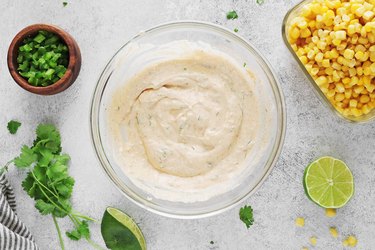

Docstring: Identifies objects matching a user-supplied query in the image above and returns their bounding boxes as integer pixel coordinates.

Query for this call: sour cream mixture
[109,41,274,202]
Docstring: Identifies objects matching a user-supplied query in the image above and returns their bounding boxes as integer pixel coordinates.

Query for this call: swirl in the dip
[109,41,273,202]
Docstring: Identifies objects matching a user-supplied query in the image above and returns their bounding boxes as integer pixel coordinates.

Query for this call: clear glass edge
[90,20,287,219]
[281,0,375,123]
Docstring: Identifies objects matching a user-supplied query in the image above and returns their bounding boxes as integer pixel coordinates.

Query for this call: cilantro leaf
[7,120,21,134]
[38,148,54,167]
[78,220,90,238]
[256,0,264,5]
[35,199,55,215]
[36,124,61,153]
[239,205,254,229]
[66,230,81,241]
[55,177,75,198]
[63,2,68,7]
[226,10,238,20]
[66,220,90,240]
[14,146,37,168]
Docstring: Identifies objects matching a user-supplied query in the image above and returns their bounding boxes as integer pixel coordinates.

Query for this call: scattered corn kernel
[325,208,337,217]
[295,217,305,227]
[287,0,375,118]
[329,227,338,238]
[343,235,358,247]
[309,236,317,246]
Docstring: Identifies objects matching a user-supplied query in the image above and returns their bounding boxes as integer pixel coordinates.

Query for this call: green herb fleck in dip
[17,30,69,87]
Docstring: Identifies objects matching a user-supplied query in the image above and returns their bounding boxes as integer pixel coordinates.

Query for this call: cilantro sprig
[239,205,254,229]
[2,124,103,250]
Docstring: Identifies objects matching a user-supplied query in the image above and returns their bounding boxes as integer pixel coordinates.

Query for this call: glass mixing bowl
[90,21,286,218]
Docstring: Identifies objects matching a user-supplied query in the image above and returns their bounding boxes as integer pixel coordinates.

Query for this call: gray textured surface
[0,0,375,249]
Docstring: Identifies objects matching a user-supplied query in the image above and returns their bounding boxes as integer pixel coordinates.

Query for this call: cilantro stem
[86,238,106,250]
[31,171,69,215]
[52,215,65,250]
[0,161,13,175]
[30,170,60,199]
[68,214,80,227]
[71,212,98,222]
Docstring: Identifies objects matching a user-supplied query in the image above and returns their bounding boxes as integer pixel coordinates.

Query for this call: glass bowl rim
[90,20,287,219]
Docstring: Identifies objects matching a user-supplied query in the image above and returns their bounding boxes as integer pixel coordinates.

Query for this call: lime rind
[303,156,354,209]
[106,207,147,250]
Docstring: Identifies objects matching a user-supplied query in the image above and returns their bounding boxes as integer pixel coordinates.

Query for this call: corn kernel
[301,28,312,38]
[345,89,353,98]
[355,6,366,17]
[350,99,358,107]
[299,56,308,64]
[345,235,358,247]
[335,30,347,40]
[291,27,300,39]
[364,2,374,10]
[325,208,337,217]
[311,68,319,75]
[363,10,375,20]
[309,237,317,246]
[360,94,370,103]
[297,20,308,29]
[355,50,365,60]
[344,49,355,59]
[354,85,365,94]
[351,107,363,116]
[329,227,339,238]
[335,93,345,101]
[315,76,328,86]
[322,59,330,67]
[295,217,305,227]
[343,240,349,247]
[315,52,324,62]
[362,104,371,114]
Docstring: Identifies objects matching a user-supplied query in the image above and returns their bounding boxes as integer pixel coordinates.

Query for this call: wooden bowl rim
[7,24,79,94]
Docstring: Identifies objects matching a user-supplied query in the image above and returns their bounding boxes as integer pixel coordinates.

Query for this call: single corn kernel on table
[0,0,375,249]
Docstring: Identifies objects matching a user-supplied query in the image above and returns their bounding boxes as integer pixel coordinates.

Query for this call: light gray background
[1,0,374,249]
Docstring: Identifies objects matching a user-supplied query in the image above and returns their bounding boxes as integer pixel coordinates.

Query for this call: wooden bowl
[7,24,81,95]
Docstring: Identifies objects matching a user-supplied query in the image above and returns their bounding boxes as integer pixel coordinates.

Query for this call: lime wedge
[303,156,354,208]
[101,207,146,250]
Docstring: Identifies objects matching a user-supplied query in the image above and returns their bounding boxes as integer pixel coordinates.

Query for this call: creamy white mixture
[109,41,274,202]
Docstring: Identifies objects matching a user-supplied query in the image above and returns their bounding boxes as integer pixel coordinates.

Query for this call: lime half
[101,207,146,250]
[303,156,354,208]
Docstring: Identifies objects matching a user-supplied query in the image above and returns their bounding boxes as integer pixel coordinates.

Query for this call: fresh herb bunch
[239,205,254,229]
[4,124,102,250]
[17,30,69,87]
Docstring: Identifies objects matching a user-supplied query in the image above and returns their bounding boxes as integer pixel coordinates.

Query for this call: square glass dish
[282,0,375,122]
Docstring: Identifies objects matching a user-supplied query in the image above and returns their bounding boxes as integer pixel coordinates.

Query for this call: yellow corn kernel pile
[288,0,375,117]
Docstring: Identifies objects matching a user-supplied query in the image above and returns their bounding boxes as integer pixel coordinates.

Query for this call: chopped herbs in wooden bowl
[8,24,81,95]
[17,30,69,87]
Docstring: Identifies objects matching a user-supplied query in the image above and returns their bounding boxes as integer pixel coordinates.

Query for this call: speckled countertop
[1,0,374,249]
